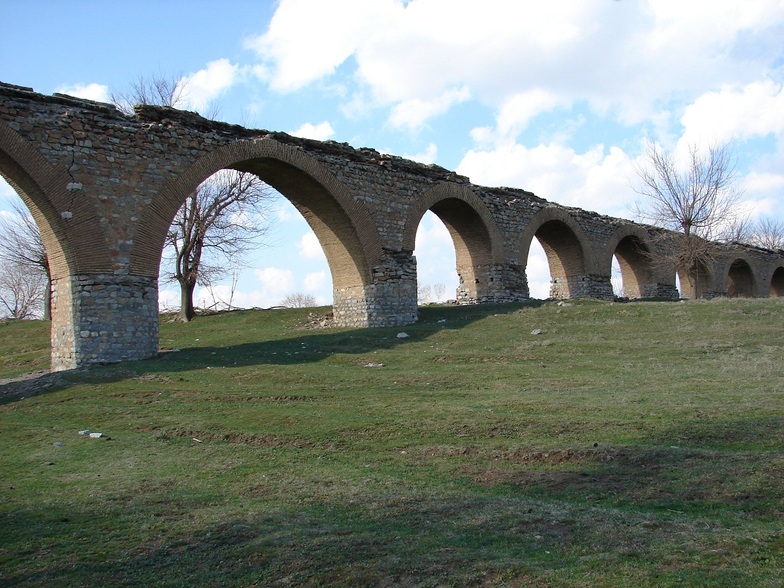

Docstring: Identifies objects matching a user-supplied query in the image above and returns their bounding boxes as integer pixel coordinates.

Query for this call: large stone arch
[769,264,784,297]
[133,138,382,321]
[402,182,505,303]
[0,121,133,370]
[725,256,757,298]
[606,225,658,298]
[519,207,592,299]
[0,122,110,279]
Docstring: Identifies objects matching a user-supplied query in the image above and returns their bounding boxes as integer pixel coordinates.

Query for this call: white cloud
[739,172,784,217]
[254,266,294,293]
[292,121,335,141]
[0,209,17,223]
[457,142,636,218]
[296,231,326,260]
[388,86,470,131]
[526,240,551,299]
[252,0,784,132]
[414,211,458,294]
[679,80,784,148]
[246,0,397,93]
[743,171,784,195]
[0,177,16,200]
[178,58,239,113]
[403,143,438,165]
[415,211,452,251]
[273,199,300,223]
[55,82,110,103]
[303,271,327,292]
[479,89,566,145]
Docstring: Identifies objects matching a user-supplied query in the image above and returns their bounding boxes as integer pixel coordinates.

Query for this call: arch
[519,207,590,299]
[132,138,382,296]
[726,257,756,298]
[770,265,784,297]
[0,122,110,279]
[606,226,656,299]
[677,261,712,299]
[402,182,505,302]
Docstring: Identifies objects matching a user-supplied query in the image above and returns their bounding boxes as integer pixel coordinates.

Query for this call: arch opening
[230,158,372,295]
[529,220,586,299]
[771,267,784,297]
[727,259,755,298]
[413,210,458,304]
[143,150,377,327]
[424,197,495,304]
[156,173,335,315]
[0,177,53,320]
[677,262,711,299]
[613,235,654,299]
[0,159,72,284]
[525,239,550,299]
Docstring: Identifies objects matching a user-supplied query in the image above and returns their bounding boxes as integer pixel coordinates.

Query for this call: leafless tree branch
[633,141,743,297]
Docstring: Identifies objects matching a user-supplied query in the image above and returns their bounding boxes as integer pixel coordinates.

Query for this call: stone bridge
[1,82,783,371]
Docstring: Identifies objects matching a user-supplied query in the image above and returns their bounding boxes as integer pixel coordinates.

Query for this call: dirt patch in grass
[158,427,315,449]
[168,391,321,403]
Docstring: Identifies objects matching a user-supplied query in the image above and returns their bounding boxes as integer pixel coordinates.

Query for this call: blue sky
[2,0,783,307]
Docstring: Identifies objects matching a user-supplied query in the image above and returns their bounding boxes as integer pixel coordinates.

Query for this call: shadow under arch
[677,261,712,299]
[770,265,784,297]
[725,256,757,298]
[0,122,111,279]
[132,138,383,301]
[401,182,505,302]
[519,207,590,299]
[606,225,656,299]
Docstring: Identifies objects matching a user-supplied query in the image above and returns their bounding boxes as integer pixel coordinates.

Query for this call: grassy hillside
[1,299,782,587]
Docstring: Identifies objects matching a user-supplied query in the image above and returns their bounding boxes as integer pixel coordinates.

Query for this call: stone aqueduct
[1,82,783,371]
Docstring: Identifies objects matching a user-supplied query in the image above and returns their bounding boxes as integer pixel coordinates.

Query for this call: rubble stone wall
[1,82,782,370]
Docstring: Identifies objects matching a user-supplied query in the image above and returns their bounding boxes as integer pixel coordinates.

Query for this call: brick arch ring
[130,138,383,292]
[518,206,593,271]
[766,260,784,296]
[605,224,662,298]
[0,121,111,279]
[723,252,759,297]
[606,224,656,269]
[400,182,506,263]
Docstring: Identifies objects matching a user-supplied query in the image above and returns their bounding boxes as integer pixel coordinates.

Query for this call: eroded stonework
[1,82,782,370]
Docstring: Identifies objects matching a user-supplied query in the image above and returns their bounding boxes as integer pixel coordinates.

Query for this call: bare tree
[281,292,318,308]
[0,200,50,318]
[0,259,46,319]
[751,217,784,251]
[418,284,432,304]
[433,283,446,301]
[114,74,274,322]
[164,170,273,322]
[110,74,187,115]
[633,141,742,296]
[719,214,754,245]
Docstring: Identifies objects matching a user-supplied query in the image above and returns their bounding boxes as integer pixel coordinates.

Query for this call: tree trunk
[178,280,197,322]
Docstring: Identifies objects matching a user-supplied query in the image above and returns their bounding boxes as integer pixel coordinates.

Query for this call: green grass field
[1,299,782,587]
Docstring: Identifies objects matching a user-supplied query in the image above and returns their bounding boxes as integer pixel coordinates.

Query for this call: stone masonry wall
[1,82,783,369]
[50,274,158,370]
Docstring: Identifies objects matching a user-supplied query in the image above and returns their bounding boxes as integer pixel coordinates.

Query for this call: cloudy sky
[1,0,783,306]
